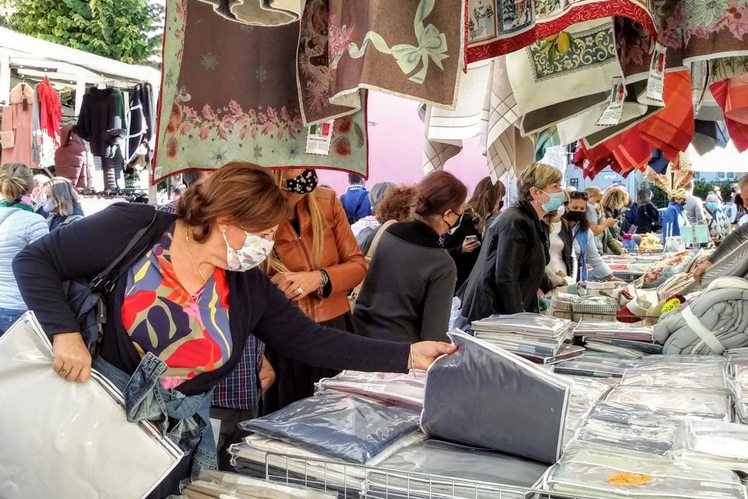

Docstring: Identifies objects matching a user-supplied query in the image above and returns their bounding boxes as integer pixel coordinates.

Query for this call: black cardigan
[13,203,409,396]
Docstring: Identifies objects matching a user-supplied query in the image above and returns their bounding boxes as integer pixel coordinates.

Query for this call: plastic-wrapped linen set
[5,309,748,498]
[215,327,747,499]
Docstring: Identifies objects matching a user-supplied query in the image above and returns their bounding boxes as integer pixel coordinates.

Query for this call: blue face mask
[541,190,566,213]
[706,201,719,211]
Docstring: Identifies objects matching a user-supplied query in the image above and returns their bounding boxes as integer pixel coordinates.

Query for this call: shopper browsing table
[12,162,453,497]
[547,192,621,283]
[459,162,563,323]
[263,167,367,412]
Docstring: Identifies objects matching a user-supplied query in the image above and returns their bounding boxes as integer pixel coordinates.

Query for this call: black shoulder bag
[63,209,158,355]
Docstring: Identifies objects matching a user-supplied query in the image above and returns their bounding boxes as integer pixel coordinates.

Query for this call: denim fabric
[94,352,218,475]
[0,308,25,335]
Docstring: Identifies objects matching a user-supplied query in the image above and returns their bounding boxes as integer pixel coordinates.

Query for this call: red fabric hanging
[711,77,748,152]
[638,70,694,161]
[37,77,62,146]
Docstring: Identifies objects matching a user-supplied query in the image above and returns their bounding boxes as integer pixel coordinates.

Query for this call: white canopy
[0,27,161,113]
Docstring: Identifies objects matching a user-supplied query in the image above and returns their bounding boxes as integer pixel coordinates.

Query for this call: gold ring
[59,368,69,375]
[296,287,304,295]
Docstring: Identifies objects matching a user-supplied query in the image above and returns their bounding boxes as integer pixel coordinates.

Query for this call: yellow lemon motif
[556,32,571,55]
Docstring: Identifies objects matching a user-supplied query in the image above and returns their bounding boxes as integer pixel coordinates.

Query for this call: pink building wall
[318,92,490,196]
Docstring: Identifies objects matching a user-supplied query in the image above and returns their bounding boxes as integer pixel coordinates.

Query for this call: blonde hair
[517,162,563,202]
[47,177,80,216]
[602,187,629,211]
[0,163,34,201]
[267,169,326,273]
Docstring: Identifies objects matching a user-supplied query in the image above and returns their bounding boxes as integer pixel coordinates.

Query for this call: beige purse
[349,220,397,310]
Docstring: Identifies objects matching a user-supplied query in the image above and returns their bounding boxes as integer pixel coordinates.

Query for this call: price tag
[646,43,666,102]
[597,76,627,126]
[305,122,333,155]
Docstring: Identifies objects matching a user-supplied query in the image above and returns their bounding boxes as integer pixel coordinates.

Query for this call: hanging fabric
[198,0,303,26]
[711,77,748,152]
[155,0,369,181]
[296,0,465,126]
[506,18,624,136]
[464,0,656,63]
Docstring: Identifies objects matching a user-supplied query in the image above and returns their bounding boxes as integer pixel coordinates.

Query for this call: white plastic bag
[0,312,183,499]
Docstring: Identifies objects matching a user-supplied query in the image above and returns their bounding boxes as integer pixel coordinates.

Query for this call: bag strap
[90,207,158,294]
[366,219,397,260]
[350,220,397,306]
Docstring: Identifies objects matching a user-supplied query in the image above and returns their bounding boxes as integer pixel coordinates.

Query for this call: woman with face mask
[704,192,731,244]
[458,162,563,323]
[12,162,454,497]
[547,192,618,284]
[440,177,506,293]
[353,171,467,344]
[261,167,368,413]
[0,163,48,335]
[43,177,85,232]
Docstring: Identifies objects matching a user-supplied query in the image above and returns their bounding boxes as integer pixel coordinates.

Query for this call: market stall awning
[0,27,161,112]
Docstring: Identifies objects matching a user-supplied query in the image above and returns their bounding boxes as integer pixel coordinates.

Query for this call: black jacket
[440,208,482,293]
[636,202,661,233]
[354,220,456,343]
[13,203,409,396]
[459,201,550,322]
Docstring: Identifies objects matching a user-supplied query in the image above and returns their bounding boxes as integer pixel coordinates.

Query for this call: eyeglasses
[569,191,588,200]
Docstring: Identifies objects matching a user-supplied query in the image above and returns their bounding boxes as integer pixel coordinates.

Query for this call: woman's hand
[271,271,323,302]
[461,239,481,254]
[259,355,276,392]
[52,332,92,383]
[691,260,713,283]
[409,341,457,370]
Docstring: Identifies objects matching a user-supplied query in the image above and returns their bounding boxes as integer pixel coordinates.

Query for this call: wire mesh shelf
[262,452,606,499]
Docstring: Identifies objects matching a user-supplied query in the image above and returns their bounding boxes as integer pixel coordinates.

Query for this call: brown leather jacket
[271,187,366,323]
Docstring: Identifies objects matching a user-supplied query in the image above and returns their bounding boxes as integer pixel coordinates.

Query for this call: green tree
[3,0,163,64]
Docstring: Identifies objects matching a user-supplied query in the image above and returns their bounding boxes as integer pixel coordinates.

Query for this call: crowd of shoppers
[4,155,747,499]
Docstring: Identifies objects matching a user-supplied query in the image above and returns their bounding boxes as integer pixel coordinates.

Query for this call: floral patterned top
[121,227,232,390]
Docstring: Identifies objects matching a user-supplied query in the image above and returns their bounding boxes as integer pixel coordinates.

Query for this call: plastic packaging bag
[620,363,727,390]
[364,440,549,499]
[421,331,570,464]
[605,386,733,421]
[315,370,426,410]
[240,392,421,464]
[0,312,183,499]
[544,445,745,499]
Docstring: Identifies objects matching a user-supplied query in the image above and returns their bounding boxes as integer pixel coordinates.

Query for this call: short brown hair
[376,185,416,223]
[177,162,288,242]
[518,162,563,201]
[0,163,34,201]
[414,171,467,218]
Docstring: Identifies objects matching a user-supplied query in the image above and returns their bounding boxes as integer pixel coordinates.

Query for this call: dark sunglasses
[569,191,589,200]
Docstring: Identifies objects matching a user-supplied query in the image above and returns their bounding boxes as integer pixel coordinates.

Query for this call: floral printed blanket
[154,0,368,182]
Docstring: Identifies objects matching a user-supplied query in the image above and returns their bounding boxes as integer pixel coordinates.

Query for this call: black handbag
[63,208,158,354]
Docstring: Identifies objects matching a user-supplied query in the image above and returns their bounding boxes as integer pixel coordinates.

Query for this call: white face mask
[222,228,274,272]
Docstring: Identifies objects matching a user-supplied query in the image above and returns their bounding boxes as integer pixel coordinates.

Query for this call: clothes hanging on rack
[37,77,62,147]
[74,87,127,157]
[1,83,35,167]
[126,83,155,165]
[55,124,90,189]
[100,151,125,190]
